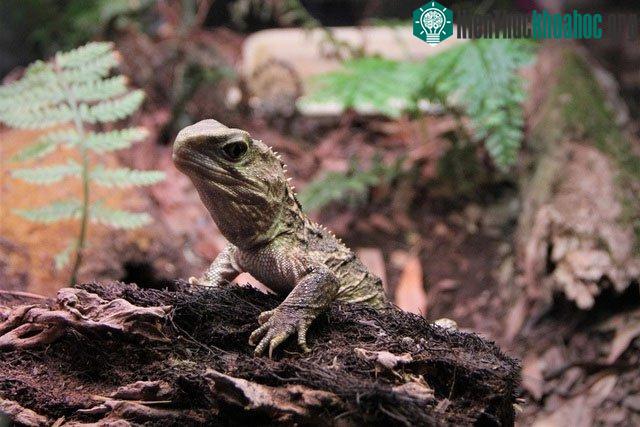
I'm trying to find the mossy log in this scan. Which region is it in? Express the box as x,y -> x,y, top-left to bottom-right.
0,281 -> 519,426
518,44 -> 640,309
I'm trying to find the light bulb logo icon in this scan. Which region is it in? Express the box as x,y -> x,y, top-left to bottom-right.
412,1 -> 453,46
421,8 -> 446,44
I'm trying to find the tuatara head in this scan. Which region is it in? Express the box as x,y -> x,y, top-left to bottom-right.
173,119 -> 289,248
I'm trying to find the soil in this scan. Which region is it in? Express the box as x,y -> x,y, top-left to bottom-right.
0,281 -> 519,426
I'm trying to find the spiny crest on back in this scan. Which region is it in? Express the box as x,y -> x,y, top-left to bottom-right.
275,150 -> 305,219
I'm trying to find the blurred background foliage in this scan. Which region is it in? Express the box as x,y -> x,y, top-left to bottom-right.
0,0 -> 154,74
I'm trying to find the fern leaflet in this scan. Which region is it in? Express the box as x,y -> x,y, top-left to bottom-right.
90,203 -> 152,229
85,128 -> 149,153
91,166 -> 165,188
54,240 -> 77,271
12,161 -> 82,185
82,90 -> 145,123
14,199 -> 82,223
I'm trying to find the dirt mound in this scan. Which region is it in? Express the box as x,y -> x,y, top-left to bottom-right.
0,281 -> 519,426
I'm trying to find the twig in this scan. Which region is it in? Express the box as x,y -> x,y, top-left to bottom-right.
0,290 -> 48,300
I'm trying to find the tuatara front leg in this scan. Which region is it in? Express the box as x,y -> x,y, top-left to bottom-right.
249,264 -> 339,357
189,244 -> 241,286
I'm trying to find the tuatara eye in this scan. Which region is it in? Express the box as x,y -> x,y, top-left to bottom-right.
221,141 -> 248,161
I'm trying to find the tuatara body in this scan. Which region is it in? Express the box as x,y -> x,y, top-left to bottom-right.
173,119 -> 386,356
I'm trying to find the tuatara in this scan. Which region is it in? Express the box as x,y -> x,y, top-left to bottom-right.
173,119 -> 386,356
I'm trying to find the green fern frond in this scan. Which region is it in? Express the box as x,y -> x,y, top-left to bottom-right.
90,203 -> 152,229
82,90 -> 145,123
12,161 -> 81,184
299,156 -> 404,211
9,129 -> 79,162
85,128 -> 149,153
54,239 -> 77,270
1,41 -> 163,284
301,58 -> 426,117
0,81 -> 65,112
90,166 -> 165,188
0,104 -> 75,129
0,62 -> 56,100
436,40 -> 534,169
301,40 -> 535,169
10,140 -> 58,162
299,170 -> 376,211
60,52 -> 119,84
55,42 -> 114,69
72,76 -> 128,102
14,199 -> 82,223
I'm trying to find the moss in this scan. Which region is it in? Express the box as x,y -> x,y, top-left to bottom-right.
554,53 -> 640,176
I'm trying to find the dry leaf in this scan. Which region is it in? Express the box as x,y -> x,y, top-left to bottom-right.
522,355 -> 545,401
532,395 -> 592,427
392,379 -> 434,402
394,253 -> 427,316
623,395 -> 640,412
234,272 -> 273,294
367,214 -> 396,235
587,374 -> 617,406
607,320 -> 640,364
354,348 -> 413,370
504,295 -> 528,342
356,248 -> 387,291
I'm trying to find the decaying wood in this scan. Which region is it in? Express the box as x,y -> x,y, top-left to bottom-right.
0,288 -> 171,350
0,281 -> 519,426
518,44 -> 640,309
204,369 -> 344,423
0,398 -> 49,427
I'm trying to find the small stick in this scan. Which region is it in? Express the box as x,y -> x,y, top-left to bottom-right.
0,289 -> 49,300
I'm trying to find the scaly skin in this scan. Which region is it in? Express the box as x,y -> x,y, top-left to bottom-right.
173,119 -> 387,357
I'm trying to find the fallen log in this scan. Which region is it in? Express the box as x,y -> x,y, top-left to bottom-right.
518,44 -> 640,309
0,281 -> 519,426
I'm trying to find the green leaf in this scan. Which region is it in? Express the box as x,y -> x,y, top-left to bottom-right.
85,128 -> 148,153
0,81 -> 65,113
55,42 -> 114,69
14,199 -> 82,223
90,203 -> 152,229
90,166 -> 165,188
11,161 -> 81,184
60,51 -> 119,84
82,90 -> 145,123
300,57 -> 426,117
54,239 -> 77,270
72,76 -> 128,102
10,130 -> 79,162
0,104 -> 75,129
0,61 -> 56,101
10,140 -> 58,162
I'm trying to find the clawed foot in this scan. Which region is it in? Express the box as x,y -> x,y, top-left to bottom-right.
249,307 -> 313,357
